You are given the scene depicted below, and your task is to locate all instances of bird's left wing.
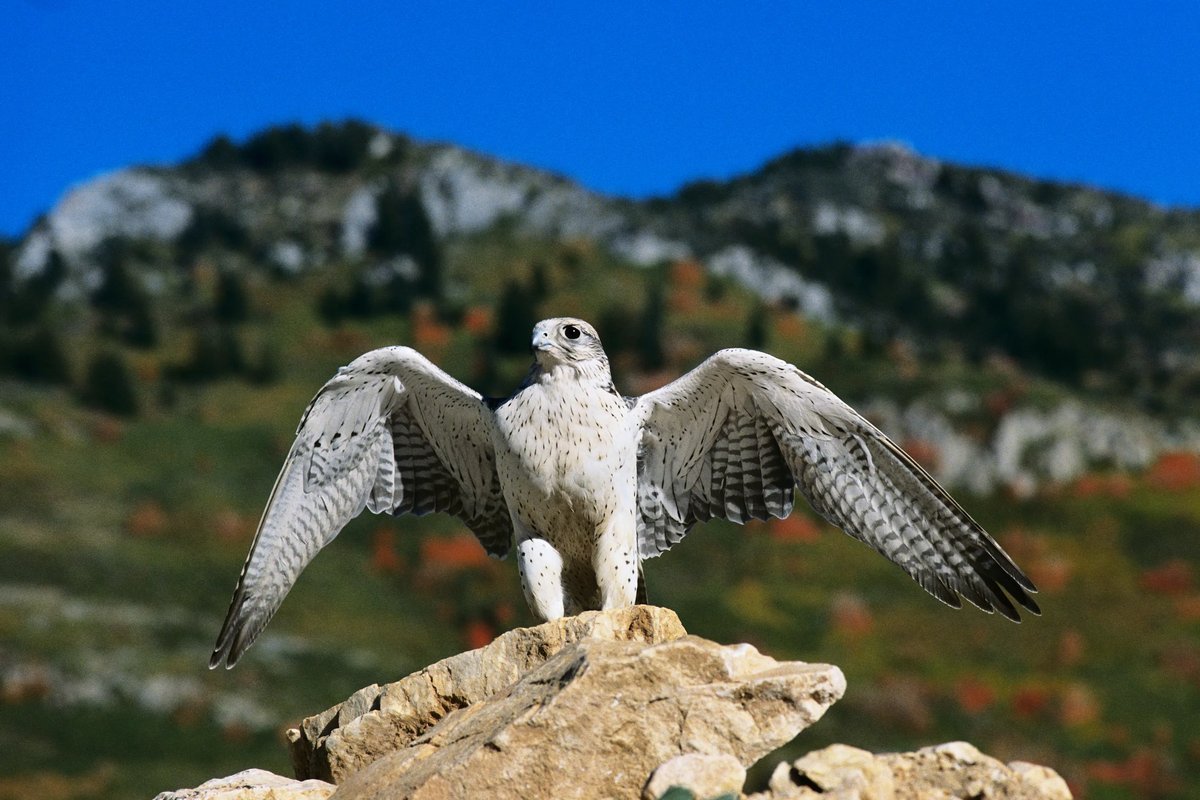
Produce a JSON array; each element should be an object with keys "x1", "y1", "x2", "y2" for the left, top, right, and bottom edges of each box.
[
  {"x1": 630, "y1": 348, "x2": 1038, "y2": 620},
  {"x1": 210, "y1": 346, "x2": 510, "y2": 668}
]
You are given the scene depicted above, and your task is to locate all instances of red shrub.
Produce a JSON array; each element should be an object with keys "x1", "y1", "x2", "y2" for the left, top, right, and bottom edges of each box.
[
  {"x1": 769, "y1": 514, "x2": 821, "y2": 543},
  {"x1": 421, "y1": 533, "x2": 490, "y2": 571},
  {"x1": 774, "y1": 314, "x2": 807, "y2": 342},
  {"x1": 1087, "y1": 748, "x2": 1178, "y2": 797},
  {"x1": 953, "y1": 678, "x2": 995, "y2": 715},
  {"x1": 901, "y1": 439, "x2": 939, "y2": 471},
  {"x1": 1071, "y1": 472, "x2": 1132, "y2": 499},
  {"x1": 1058, "y1": 682, "x2": 1100, "y2": 727},
  {"x1": 1139, "y1": 560, "x2": 1194, "y2": 596},
  {"x1": 412, "y1": 303, "x2": 451, "y2": 352},
  {"x1": 370, "y1": 528, "x2": 405, "y2": 575},
  {"x1": 462, "y1": 305, "x2": 492, "y2": 336},
  {"x1": 671, "y1": 260, "x2": 705, "y2": 289},
  {"x1": 126, "y1": 501, "x2": 168, "y2": 538},
  {"x1": 829, "y1": 593, "x2": 873, "y2": 638},
  {"x1": 1147, "y1": 451, "x2": 1200, "y2": 491},
  {"x1": 1028, "y1": 554, "x2": 1073, "y2": 594},
  {"x1": 1011, "y1": 684, "x2": 1052, "y2": 719},
  {"x1": 1173, "y1": 595, "x2": 1200, "y2": 622},
  {"x1": 494, "y1": 601, "x2": 515, "y2": 625},
  {"x1": 463, "y1": 619, "x2": 495, "y2": 650},
  {"x1": 213, "y1": 509, "x2": 251, "y2": 543},
  {"x1": 1058, "y1": 630, "x2": 1086, "y2": 669}
]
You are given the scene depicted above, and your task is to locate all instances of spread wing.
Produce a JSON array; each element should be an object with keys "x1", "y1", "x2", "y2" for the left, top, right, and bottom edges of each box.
[
  {"x1": 210, "y1": 346, "x2": 512, "y2": 668},
  {"x1": 630, "y1": 348, "x2": 1038, "y2": 620}
]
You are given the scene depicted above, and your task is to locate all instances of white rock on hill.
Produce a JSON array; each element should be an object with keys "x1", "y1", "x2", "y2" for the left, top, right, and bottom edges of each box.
[{"x1": 16, "y1": 169, "x2": 193, "y2": 279}]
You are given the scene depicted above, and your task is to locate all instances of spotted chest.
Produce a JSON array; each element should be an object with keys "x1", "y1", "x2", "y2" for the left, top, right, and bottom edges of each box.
[{"x1": 491, "y1": 372, "x2": 637, "y2": 553}]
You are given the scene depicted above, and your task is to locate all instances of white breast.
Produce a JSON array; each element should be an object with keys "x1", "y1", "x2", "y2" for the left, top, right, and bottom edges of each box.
[{"x1": 492, "y1": 371, "x2": 637, "y2": 533}]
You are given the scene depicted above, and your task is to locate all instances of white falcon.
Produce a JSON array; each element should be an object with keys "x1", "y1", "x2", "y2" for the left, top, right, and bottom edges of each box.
[{"x1": 210, "y1": 317, "x2": 1038, "y2": 668}]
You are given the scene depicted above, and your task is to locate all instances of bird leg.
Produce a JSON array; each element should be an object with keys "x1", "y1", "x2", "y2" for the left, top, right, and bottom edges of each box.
[
  {"x1": 516, "y1": 536, "x2": 566, "y2": 621},
  {"x1": 593, "y1": 519, "x2": 639, "y2": 610}
]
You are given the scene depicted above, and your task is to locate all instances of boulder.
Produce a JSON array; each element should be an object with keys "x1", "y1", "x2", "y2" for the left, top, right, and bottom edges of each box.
[
  {"x1": 290, "y1": 605, "x2": 689, "y2": 782},
  {"x1": 754, "y1": 741, "x2": 1072, "y2": 799},
  {"x1": 153, "y1": 769, "x2": 334, "y2": 800},
  {"x1": 643, "y1": 753, "x2": 747, "y2": 800},
  {"x1": 330, "y1": 634, "x2": 845, "y2": 799}
]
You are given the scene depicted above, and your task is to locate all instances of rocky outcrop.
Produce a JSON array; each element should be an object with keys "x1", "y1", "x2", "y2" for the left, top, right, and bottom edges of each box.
[
  {"x1": 752, "y1": 741, "x2": 1072, "y2": 800},
  {"x1": 332, "y1": 635, "x2": 843, "y2": 800},
  {"x1": 289, "y1": 605, "x2": 692, "y2": 782},
  {"x1": 158, "y1": 607, "x2": 1070, "y2": 800}
]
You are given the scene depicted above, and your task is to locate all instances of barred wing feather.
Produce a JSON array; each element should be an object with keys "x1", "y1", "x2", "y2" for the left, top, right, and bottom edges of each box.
[
  {"x1": 209, "y1": 347, "x2": 511, "y2": 668},
  {"x1": 631, "y1": 348, "x2": 1038, "y2": 620}
]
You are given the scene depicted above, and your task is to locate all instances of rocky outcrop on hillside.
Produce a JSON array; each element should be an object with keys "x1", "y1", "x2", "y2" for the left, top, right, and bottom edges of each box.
[{"x1": 155, "y1": 607, "x2": 1071, "y2": 800}]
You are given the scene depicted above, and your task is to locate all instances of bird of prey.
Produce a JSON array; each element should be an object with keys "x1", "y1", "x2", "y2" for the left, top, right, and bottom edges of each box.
[{"x1": 210, "y1": 317, "x2": 1038, "y2": 668}]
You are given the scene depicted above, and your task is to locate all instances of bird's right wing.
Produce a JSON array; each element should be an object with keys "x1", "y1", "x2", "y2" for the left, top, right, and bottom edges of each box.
[
  {"x1": 630, "y1": 348, "x2": 1038, "y2": 621},
  {"x1": 210, "y1": 346, "x2": 511, "y2": 668}
]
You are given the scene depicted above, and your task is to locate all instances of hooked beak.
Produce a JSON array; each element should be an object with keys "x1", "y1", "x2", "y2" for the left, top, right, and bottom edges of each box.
[{"x1": 531, "y1": 329, "x2": 553, "y2": 353}]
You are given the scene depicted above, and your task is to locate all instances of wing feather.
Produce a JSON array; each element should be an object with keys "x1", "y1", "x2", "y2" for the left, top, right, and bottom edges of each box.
[
  {"x1": 210, "y1": 347, "x2": 512, "y2": 669},
  {"x1": 631, "y1": 348, "x2": 1038, "y2": 620}
]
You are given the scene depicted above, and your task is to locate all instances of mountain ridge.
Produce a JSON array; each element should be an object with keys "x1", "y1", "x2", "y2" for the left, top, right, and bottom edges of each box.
[
  {"x1": 4, "y1": 120, "x2": 1200, "y2": 495},
  {"x1": 11, "y1": 122, "x2": 1200, "y2": 389}
]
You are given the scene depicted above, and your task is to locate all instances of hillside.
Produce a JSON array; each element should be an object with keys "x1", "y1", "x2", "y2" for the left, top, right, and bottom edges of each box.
[{"x1": 1, "y1": 121, "x2": 1199, "y2": 799}]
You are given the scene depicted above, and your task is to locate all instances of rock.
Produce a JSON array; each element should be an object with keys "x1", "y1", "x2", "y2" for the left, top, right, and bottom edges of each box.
[
  {"x1": 330, "y1": 633, "x2": 844, "y2": 799},
  {"x1": 765, "y1": 744, "x2": 894, "y2": 799},
  {"x1": 643, "y1": 753, "x2": 747, "y2": 800},
  {"x1": 167, "y1": 606, "x2": 1070, "y2": 800},
  {"x1": 153, "y1": 768, "x2": 334, "y2": 800},
  {"x1": 290, "y1": 605, "x2": 689, "y2": 781},
  {"x1": 755, "y1": 741, "x2": 1072, "y2": 799}
]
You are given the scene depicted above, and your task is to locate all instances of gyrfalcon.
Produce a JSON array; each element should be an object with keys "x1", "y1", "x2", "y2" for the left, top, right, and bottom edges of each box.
[{"x1": 210, "y1": 317, "x2": 1038, "y2": 668}]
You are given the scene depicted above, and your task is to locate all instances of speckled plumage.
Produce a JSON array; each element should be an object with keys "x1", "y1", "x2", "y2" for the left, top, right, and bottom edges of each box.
[{"x1": 210, "y1": 317, "x2": 1038, "y2": 668}]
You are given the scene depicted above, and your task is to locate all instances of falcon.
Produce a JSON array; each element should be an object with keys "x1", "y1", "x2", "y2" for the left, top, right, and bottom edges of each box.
[{"x1": 210, "y1": 317, "x2": 1038, "y2": 668}]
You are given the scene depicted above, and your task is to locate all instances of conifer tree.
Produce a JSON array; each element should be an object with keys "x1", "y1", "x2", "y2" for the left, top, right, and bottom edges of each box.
[
  {"x1": 638, "y1": 281, "x2": 666, "y2": 371},
  {"x1": 81, "y1": 351, "x2": 138, "y2": 416},
  {"x1": 369, "y1": 185, "x2": 442, "y2": 301},
  {"x1": 215, "y1": 269, "x2": 250, "y2": 322},
  {"x1": 494, "y1": 279, "x2": 538, "y2": 355}
]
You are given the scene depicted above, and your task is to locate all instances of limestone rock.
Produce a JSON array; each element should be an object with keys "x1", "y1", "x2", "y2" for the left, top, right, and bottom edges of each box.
[
  {"x1": 755, "y1": 741, "x2": 1072, "y2": 800},
  {"x1": 643, "y1": 753, "x2": 747, "y2": 800},
  {"x1": 153, "y1": 769, "x2": 334, "y2": 800},
  {"x1": 290, "y1": 605, "x2": 688, "y2": 781},
  {"x1": 330, "y1": 635, "x2": 845, "y2": 799},
  {"x1": 765, "y1": 744, "x2": 894, "y2": 799}
]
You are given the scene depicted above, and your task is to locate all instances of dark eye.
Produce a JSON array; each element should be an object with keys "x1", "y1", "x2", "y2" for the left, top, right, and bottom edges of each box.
[{"x1": 563, "y1": 324, "x2": 581, "y2": 340}]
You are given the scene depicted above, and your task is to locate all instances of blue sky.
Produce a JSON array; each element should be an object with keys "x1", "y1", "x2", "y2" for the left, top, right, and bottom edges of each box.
[{"x1": 4, "y1": 2, "x2": 1199, "y2": 237}]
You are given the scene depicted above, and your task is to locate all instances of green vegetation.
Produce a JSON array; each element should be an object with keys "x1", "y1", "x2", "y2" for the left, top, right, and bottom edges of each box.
[{"x1": 189, "y1": 120, "x2": 400, "y2": 174}]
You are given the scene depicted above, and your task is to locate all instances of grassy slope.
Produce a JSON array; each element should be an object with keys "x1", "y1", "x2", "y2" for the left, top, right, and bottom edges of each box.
[{"x1": 1, "y1": 233, "x2": 1197, "y2": 800}]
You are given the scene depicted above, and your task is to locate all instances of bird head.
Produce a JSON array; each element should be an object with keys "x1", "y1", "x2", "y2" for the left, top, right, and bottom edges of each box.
[{"x1": 531, "y1": 318, "x2": 608, "y2": 372}]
